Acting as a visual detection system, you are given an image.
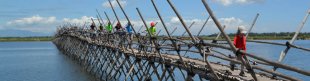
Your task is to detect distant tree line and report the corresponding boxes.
[207,32,310,40]
[208,32,310,37]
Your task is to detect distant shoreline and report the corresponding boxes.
[0,36,53,42]
[174,36,310,40]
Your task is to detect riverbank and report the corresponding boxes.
[0,36,53,42]
[162,36,310,40]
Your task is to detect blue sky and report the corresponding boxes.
[0,0,309,37]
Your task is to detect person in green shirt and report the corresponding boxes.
[149,22,156,37]
[149,22,157,52]
[105,22,113,33]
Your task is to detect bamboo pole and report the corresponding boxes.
[104,11,111,23]
[136,7,166,66]
[108,0,121,24]
[201,41,310,76]
[115,0,137,34]
[201,0,258,80]
[167,0,220,80]
[96,9,105,26]
[276,9,310,70]
[181,21,195,36]
[114,0,154,80]
[215,26,226,40]
[151,0,191,80]
[197,16,210,36]
[246,13,260,37]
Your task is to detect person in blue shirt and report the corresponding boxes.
[124,22,133,49]
[125,22,132,34]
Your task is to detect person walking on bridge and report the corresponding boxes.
[125,22,133,49]
[125,22,133,39]
[149,22,157,52]
[106,22,113,33]
[90,19,97,41]
[233,26,247,76]
[149,22,156,37]
[115,22,123,32]
[125,22,132,34]
[99,23,103,32]
[90,20,96,31]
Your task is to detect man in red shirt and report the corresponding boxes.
[233,26,247,76]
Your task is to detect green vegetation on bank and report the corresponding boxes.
[209,32,310,40]
[0,36,53,42]
[164,32,310,40]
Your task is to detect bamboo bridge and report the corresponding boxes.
[53,0,310,81]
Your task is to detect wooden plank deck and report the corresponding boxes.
[119,48,278,81]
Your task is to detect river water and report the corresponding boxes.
[0,41,308,81]
[0,42,95,81]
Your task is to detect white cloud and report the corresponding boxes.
[102,0,127,8]
[219,17,244,29]
[7,15,56,25]
[170,17,206,24]
[4,15,98,34]
[236,0,263,4]
[2,14,246,36]
[212,0,265,6]
[63,16,94,25]
[5,15,57,33]
[170,17,180,23]
[166,16,246,35]
[216,0,233,6]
